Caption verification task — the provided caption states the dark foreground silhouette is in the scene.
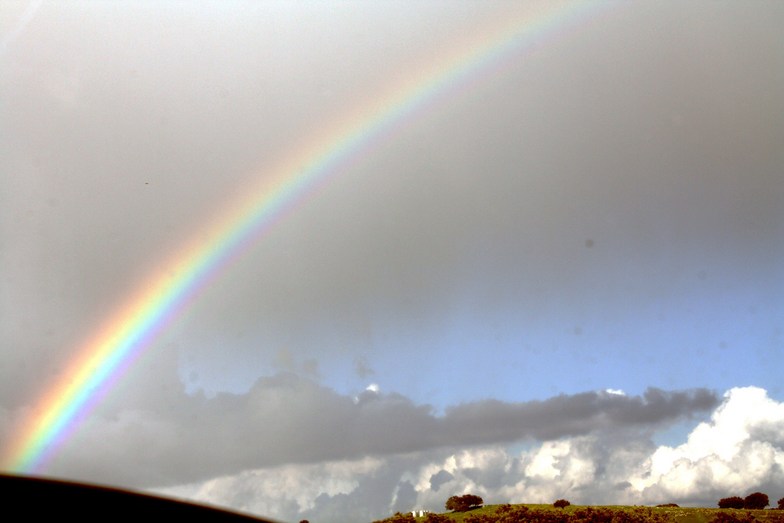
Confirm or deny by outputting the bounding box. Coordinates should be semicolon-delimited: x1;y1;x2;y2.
0;473;276;523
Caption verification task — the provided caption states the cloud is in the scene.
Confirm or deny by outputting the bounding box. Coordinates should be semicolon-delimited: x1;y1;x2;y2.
153;387;783;523
32;375;716;489
0;0;43;56
440;388;718;443
159;457;385;520
355;357;375;379
629;386;784;505
159;439;637;522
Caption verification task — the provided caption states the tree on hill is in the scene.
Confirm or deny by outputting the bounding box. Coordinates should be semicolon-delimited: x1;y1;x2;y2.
743;492;769;510
554;499;571;508
719;497;745;509
778;497;784;510
445;494;483;512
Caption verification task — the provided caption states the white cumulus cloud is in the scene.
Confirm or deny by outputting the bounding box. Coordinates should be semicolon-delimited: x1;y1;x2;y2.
630;386;784;504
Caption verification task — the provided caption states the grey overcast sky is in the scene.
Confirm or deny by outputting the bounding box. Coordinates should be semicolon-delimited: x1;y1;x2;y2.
1;1;783;522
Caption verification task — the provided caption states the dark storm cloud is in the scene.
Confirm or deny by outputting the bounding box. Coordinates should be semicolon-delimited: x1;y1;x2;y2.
429;469;454;491
440;388;718;442
45;375;717;488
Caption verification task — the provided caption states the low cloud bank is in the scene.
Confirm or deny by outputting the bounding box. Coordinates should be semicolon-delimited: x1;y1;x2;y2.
29;375;717;488
155;387;783;523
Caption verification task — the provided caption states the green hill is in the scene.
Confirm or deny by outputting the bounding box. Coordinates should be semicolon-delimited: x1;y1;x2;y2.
372;503;784;523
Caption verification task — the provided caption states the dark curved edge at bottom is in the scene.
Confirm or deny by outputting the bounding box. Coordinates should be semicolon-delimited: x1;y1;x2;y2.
0;473;278;522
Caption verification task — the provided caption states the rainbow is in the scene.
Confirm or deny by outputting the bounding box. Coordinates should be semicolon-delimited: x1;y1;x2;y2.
2;1;609;473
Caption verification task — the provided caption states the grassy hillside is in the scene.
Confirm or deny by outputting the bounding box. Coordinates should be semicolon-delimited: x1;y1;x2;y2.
373;503;784;523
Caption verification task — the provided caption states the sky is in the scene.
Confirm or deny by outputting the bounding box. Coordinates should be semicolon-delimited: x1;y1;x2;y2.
1;1;783;521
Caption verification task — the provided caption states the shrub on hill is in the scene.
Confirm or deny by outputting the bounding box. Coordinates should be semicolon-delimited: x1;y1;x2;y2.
719;497;746;509
714;511;758;523
743;493;769;510
372;511;416;523
554;499;571;509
